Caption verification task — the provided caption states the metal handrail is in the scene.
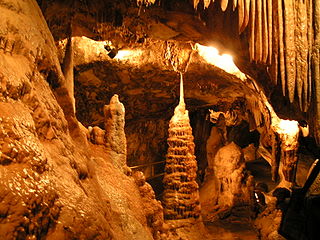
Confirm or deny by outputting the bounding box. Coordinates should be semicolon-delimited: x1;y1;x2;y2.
129;160;166;169
147;172;165;180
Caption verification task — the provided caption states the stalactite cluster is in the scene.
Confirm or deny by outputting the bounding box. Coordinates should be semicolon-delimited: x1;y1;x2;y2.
193;0;318;112
163;75;200;220
314;0;320;141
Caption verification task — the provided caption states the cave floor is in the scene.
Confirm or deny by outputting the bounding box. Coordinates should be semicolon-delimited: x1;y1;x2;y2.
205;220;259;240
167;218;259;240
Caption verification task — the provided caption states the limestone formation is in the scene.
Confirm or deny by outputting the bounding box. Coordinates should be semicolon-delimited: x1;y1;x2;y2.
200;142;254;221
163;75;201;220
104;94;126;153
0;1;163;239
205;126;224;177
88;126;105;145
214;142;252;207
2;0;320;239
133;171;167;240
104;94;127;170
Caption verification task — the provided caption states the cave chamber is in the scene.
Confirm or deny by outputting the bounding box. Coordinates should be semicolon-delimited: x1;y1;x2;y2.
1;0;320;239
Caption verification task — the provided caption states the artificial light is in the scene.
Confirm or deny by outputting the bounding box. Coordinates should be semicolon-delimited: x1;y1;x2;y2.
195;43;246;80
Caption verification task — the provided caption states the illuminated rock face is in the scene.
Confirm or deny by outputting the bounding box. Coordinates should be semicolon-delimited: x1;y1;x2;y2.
163;77;201;220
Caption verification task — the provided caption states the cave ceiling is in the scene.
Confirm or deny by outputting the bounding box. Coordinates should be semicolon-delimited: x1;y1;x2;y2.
39;0;306;128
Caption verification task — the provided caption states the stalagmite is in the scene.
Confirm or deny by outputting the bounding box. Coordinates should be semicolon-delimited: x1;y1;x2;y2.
283;0;296;103
261;0;268;63
267;0;272;65
295;0;308;110
238;0;244;33
255;0;262;62
278;0;286;96
104;94;127;171
163;73;200;220
221;0;229;12
249;0;255;61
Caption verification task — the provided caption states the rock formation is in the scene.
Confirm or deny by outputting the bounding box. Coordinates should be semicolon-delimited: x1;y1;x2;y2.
200;142;254;221
104;94;127;171
1;0;320;239
163;74;201;220
133;171;167;240
0;1;162;239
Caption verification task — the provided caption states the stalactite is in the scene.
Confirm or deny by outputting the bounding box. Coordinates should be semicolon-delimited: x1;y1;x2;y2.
163;73;200;220
204;0;212;9
267;0;272;65
270;0;278;84
193;0;200;9
193;0;316;112
306;0;313;111
238;0;244;33
233;0;238;11
249;0;255;61
261;0;268;63
240;0;250;33
255;0;262;62
283;0;296;103
277;0;286;96
314;0;320;142
295;0;308;110
221;0;229;12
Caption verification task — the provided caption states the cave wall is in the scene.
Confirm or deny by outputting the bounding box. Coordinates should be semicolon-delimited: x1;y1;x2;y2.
0;1;163;239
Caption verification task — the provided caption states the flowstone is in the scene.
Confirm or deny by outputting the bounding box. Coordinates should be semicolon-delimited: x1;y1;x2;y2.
200;142;254;221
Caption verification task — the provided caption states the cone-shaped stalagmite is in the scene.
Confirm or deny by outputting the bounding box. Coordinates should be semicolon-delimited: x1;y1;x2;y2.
163;74;201;220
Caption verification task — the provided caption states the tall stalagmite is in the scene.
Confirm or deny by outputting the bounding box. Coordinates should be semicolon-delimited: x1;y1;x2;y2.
162;74;200;220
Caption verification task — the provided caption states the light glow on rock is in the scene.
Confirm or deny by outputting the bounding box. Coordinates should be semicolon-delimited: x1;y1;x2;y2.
277;119;299;136
58;36;143;64
196;43;246;80
113;49;143;60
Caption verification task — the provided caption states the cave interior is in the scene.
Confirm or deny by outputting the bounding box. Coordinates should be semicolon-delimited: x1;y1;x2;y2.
0;0;320;239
